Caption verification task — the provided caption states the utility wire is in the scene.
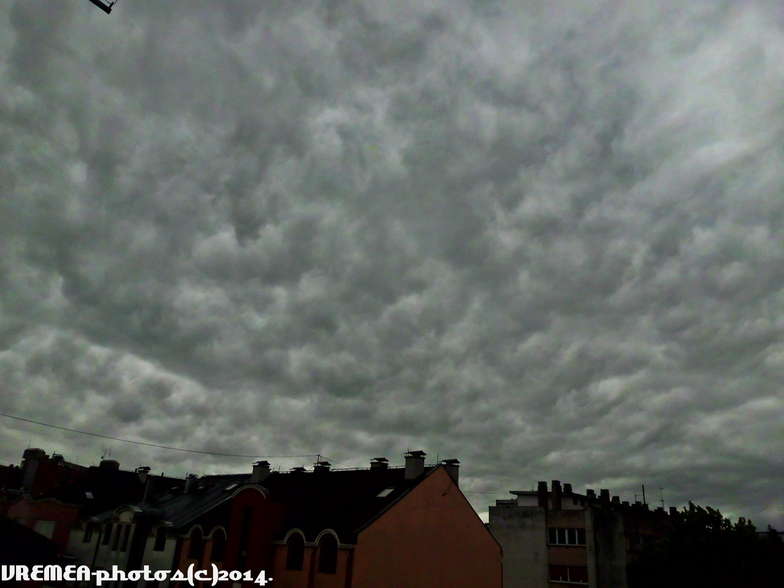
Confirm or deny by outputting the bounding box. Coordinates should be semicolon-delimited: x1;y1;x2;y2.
0;412;317;459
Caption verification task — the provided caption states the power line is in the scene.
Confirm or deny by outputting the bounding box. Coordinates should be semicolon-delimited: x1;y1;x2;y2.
0;412;317;459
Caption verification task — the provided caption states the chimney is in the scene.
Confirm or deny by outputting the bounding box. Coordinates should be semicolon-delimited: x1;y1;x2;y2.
314;460;331;475
21;448;47;491
622;501;630;507
563;483;572;495
612;495;620;505
290;467;307;473
600;489;610;505
552;480;562;511
440;459;460;486
99;459;120;471
184;474;198;493
669;506;678;516
143;475;157;503
586;489;596;499
252;461;271;484
537;481;548;508
370;457;389;470
136;466;151;484
404;450;426;480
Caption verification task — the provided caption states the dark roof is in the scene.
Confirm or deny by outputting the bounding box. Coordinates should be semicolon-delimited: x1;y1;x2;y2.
84;474;250;531
81;466;440;545
262;465;438;544
139;474;250;529
0;515;62;565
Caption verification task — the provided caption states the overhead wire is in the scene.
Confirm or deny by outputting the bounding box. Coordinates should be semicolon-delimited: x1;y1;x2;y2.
0;412;318;459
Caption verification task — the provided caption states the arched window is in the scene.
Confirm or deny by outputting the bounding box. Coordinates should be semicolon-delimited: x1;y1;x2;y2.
317;534;338;574
187;527;203;560
285;533;305;571
154;526;167;551
102;523;113;545
211;529;226;562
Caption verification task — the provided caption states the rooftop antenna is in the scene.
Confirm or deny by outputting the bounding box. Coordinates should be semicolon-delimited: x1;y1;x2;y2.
87;0;117;14
641;484;646;505
660;487;664;509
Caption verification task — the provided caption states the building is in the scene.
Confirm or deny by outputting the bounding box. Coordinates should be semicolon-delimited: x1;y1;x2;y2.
489;480;674;588
1;449;171;556
68;451;502;588
266;452;502;588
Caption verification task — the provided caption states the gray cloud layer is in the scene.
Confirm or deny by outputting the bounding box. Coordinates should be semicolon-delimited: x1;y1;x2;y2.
1;0;783;525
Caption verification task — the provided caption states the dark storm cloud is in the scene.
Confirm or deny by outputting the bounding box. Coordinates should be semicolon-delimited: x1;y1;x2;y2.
1;0;784;526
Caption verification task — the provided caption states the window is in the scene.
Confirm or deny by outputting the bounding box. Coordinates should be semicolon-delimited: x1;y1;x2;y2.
567;528;576;545
102;523;113;545
549;565;588;584
120;524;130;552
33;520;55;539
317;534;338;574
188;528;203;559
153;527;167;551
211;530;226;562
111;524;121;551
285;533;305;571
237;506;253;571
550;565;568;582
548;527;587;546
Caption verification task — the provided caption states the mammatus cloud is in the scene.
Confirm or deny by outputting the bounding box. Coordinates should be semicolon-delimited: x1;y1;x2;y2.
1;0;783;526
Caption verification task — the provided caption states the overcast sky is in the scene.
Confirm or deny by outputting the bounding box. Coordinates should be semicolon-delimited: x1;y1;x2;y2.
1;0;783;527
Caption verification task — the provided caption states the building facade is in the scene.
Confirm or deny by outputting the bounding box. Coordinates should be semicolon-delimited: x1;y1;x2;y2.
490;480;673;588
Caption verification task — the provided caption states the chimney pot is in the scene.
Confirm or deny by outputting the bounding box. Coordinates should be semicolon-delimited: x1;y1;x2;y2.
136;466;151;484
404;451;426;480
314;460;331;474
537;481;548;508
552;480;562;511
184;474;198;493
440;459;460;486
143;475;157;503
252;461;271;484
99;459;120;471
563;483;572;494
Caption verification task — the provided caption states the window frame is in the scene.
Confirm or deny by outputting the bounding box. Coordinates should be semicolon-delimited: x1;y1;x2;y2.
317;534;338;574
548;527;587;546
285;533;305;571
187;527;204;560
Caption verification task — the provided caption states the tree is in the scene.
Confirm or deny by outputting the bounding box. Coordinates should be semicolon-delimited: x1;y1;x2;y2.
628;502;784;588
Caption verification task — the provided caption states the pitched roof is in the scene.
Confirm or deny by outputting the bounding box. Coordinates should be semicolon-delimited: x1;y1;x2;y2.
137;474;250;529
81;466;440;545
262;465;438;544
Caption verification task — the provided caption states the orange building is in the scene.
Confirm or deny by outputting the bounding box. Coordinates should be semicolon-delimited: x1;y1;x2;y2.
267;452;503;588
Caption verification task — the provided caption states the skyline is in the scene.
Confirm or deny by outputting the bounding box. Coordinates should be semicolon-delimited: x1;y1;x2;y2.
1;0;783;528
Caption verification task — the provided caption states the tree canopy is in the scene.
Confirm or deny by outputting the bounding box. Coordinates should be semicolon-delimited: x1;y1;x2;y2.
628;502;784;588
